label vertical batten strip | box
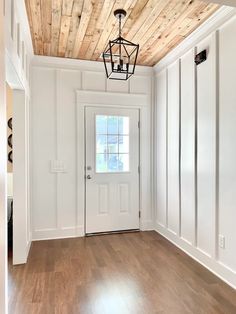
[154,75,157,226]
[178,58,182,238]
[55,69,60,229]
[75,70,81,236]
[194,46,198,248]
[83,104,86,234]
[215,30,220,261]
[151,72,155,225]
[166,68,168,228]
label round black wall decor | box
[8,117,12,130]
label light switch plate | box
[50,160,67,173]
[219,235,225,249]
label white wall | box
[4,0,33,265]
[154,9,236,288]
[218,17,236,273]
[31,57,153,240]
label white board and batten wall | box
[31,57,153,241]
[154,6,236,288]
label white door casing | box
[85,107,140,233]
[76,90,151,236]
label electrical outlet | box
[219,235,225,249]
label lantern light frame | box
[102,9,139,81]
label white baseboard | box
[155,223,236,290]
[140,219,154,231]
[32,225,85,241]
[13,240,32,265]
[33,223,154,239]
[26,240,31,260]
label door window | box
[96,115,129,173]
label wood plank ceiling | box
[25,0,219,66]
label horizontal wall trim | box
[32,226,84,241]
[181,237,193,246]
[76,90,148,107]
[197,247,212,259]
[32,56,153,75]
[167,228,177,236]
[155,223,236,289]
[154,6,236,72]
[202,0,236,7]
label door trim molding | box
[76,90,151,236]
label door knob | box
[87,175,92,180]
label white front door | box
[85,106,140,234]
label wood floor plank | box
[8,231,236,314]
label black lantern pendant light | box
[102,9,139,80]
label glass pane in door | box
[96,115,130,173]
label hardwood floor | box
[9,231,236,314]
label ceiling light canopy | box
[102,9,139,81]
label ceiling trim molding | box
[154,6,236,73]
[203,0,236,7]
[31,55,153,75]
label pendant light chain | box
[119,13,122,38]
[119,14,122,63]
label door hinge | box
[139,211,141,218]
[138,121,140,128]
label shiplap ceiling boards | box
[25,0,219,66]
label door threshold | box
[85,229,140,237]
